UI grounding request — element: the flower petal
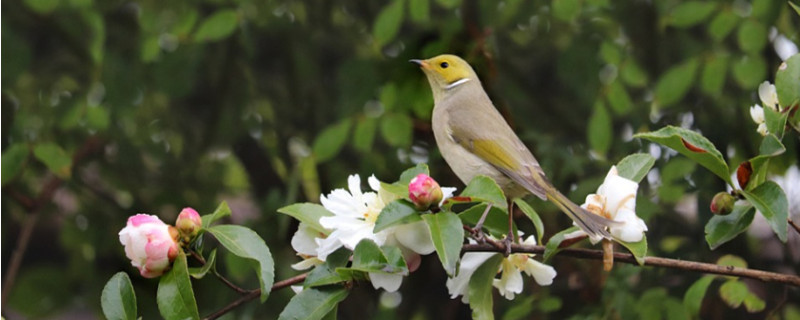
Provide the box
[523,259,557,286]
[369,272,403,292]
[392,221,435,255]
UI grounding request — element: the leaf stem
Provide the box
[203,273,308,320]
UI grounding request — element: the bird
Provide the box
[411,54,616,249]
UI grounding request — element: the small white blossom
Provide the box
[750,104,765,124]
[758,81,780,111]
[579,166,647,244]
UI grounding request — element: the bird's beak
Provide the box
[409,59,429,69]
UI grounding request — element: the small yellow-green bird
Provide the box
[412,54,615,241]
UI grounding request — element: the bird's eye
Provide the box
[440,62,449,68]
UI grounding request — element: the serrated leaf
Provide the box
[588,101,612,155]
[775,54,800,108]
[2,144,29,185]
[194,10,238,43]
[101,272,137,320]
[312,119,352,162]
[616,153,656,183]
[655,58,699,107]
[543,226,579,262]
[514,198,544,245]
[634,126,730,185]
[719,280,747,308]
[278,287,349,320]
[423,211,464,276]
[157,253,199,320]
[667,1,718,28]
[33,142,72,179]
[461,175,507,209]
[742,181,788,242]
[373,0,404,47]
[373,200,422,233]
[278,203,334,235]
[188,249,216,279]
[468,254,503,320]
[208,225,275,302]
[201,201,232,229]
[683,276,714,316]
[705,203,755,250]
[380,113,413,147]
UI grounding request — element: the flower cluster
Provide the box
[749,81,780,136]
[118,208,202,278]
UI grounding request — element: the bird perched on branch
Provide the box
[411,54,616,251]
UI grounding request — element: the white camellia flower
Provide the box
[446,235,556,302]
[290,173,455,292]
[758,81,780,111]
[749,105,768,136]
[575,166,647,244]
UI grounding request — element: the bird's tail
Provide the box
[546,189,619,239]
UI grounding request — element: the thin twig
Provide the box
[203,273,308,320]
[188,249,251,294]
[789,219,800,236]
[462,243,800,287]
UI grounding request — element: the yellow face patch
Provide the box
[424,54,473,85]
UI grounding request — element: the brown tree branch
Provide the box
[789,219,800,236]
[462,243,800,287]
[203,273,308,320]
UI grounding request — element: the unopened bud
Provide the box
[408,174,444,210]
[176,207,202,240]
[710,192,735,215]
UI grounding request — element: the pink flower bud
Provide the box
[176,207,202,239]
[118,214,180,278]
[408,174,444,210]
[710,192,735,215]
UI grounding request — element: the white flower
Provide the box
[750,104,765,124]
[446,235,556,302]
[579,166,647,243]
[758,81,779,111]
[290,222,325,270]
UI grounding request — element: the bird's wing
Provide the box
[446,97,548,199]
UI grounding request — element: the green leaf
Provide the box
[380,113,413,147]
[719,280,747,308]
[436,0,461,9]
[704,204,755,250]
[759,134,785,156]
[278,203,334,235]
[201,201,232,229]
[683,276,714,316]
[2,143,29,185]
[790,1,800,16]
[194,10,239,43]
[33,142,72,179]
[468,254,503,320]
[775,54,800,108]
[606,81,633,115]
[352,117,378,152]
[461,175,508,209]
[380,83,398,111]
[458,204,515,239]
[304,248,352,287]
[701,53,729,96]
[732,55,766,89]
[86,106,110,131]
[553,0,581,21]
[373,200,422,233]
[764,106,788,138]
[278,287,349,320]
[513,198,544,245]
[422,211,464,276]
[634,126,730,184]
[543,226,579,262]
[349,239,407,274]
[737,20,768,54]
[616,153,656,183]
[157,253,199,320]
[708,10,739,42]
[312,119,352,162]
[409,0,430,22]
[600,41,622,65]
[208,225,275,302]
[616,235,647,265]
[588,101,612,155]
[742,181,788,242]
[188,249,216,279]
[667,1,718,28]
[373,0,405,47]
[23,0,59,14]
[398,163,429,184]
[101,272,137,320]
[743,292,766,312]
[621,59,648,88]
[654,58,699,107]
[717,254,747,269]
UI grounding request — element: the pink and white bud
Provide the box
[119,214,180,278]
[408,174,444,210]
[176,207,202,239]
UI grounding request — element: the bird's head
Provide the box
[411,54,479,101]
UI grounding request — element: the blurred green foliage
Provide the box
[2,0,799,319]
